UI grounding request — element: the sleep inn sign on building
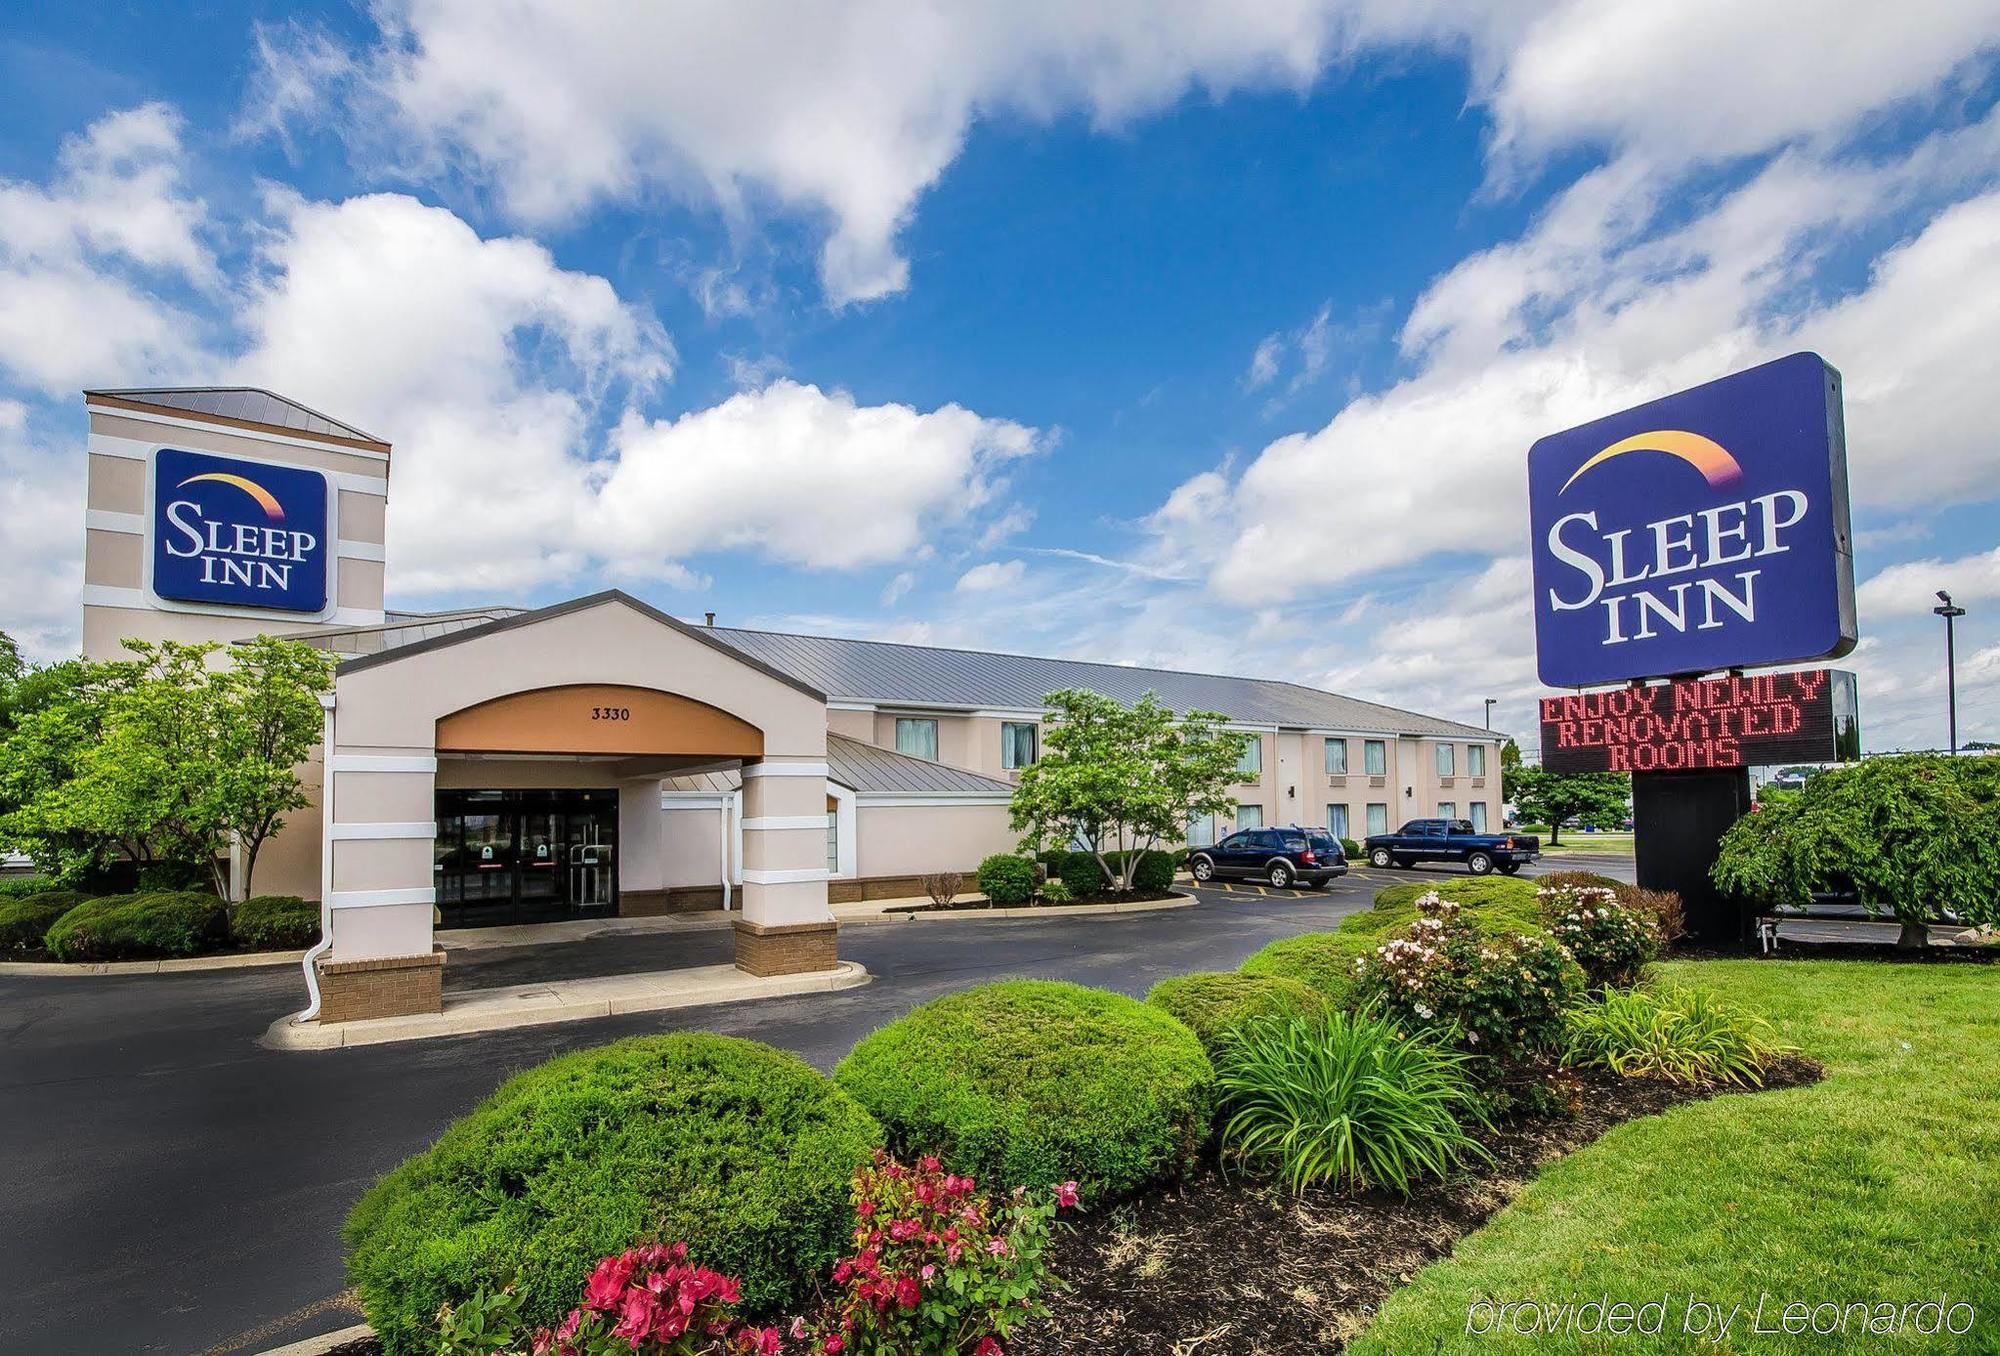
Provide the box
[1528,352,1858,689]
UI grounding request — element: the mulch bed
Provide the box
[1011,1058,1822,1356]
[890,889,1182,914]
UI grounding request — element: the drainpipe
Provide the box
[297,693,337,1023]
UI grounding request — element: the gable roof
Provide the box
[335,590,825,699]
[84,386,389,451]
[708,626,1495,738]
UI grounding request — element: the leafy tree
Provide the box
[1505,765,1629,847]
[0,636,334,898]
[1713,753,2000,948]
[1010,688,1243,892]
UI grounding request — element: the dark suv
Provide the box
[1187,826,1348,888]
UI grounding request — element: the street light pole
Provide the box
[1934,590,1965,755]
[1483,698,1497,730]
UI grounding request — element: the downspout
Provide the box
[296,692,337,1023]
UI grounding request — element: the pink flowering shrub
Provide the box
[799,1150,1077,1356]
[1539,881,1657,989]
[437,1244,783,1356]
[1352,892,1584,1074]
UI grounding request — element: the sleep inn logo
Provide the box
[1528,353,1857,689]
[151,447,330,614]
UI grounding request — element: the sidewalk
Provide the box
[263,960,871,1050]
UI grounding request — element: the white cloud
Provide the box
[1858,548,2000,621]
[250,2,1999,305]
[955,559,1027,593]
[880,571,915,606]
[0,104,214,393]
[0,409,87,662]
[1244,333,1283,389]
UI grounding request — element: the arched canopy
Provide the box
[435,683,763,758]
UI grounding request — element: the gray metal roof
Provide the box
[660,734,1012,797]
[86,386,385,445]
[709,626,1494,738]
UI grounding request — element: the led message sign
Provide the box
[151,447,330,614]
[1529,353,1856,687]
[1540,668,1859,774]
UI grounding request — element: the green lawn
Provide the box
[1537,833,1635,855]
[1351,960,2000,1353]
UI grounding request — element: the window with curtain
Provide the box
[1001,721,1038,770]
[1435,743,1455,777]
[1326,803,1348,838]
[1367,803,1388,836]
[895,717,939,761]
[1365,739,1386,776]
[1236,736,1263,778]
[1236,803,1265,829]
[1468,743,1487,776]
[1187,812,1215,848]
[1437,801,1456,819]
[1324,738,1347,774]
[1470,802,1487,832]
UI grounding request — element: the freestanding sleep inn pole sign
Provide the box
[1526,352,1860,941]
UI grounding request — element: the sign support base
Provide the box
[1631,768,1753,945]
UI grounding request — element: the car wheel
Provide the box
[1467,851,1494,876]
[1190,855,1215,882]
[1267,861,1295,888]
[1369,847,1393,868]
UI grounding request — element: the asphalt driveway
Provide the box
[0,857,1626,1355]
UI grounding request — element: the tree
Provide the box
[1713,753,2000,948]
[1505,766,1629,847]
[1009,688,1244,892]
[0,635,334,898]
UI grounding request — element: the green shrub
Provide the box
[42,891,226,961]
[0,876,55,899]
[1146,971,1331,1057]
[1217,1011,1490,1194]
[0,889,90,951]
[1037,878,1074,904]
[1353,894,1584,1075]
[1041,849,1109,895]
[1565,986,1792,1087]
[1237,930,1379,1005]
[1104,849,1177,892]
[835,979,1214,1201]
[1369,874,1545,926]
[231,894,320,949]
[975,854,1037,906]
[344,1033,880,1355]
[1539,879,1657,988]
[1340,837,1362,860]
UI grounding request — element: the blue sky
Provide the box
[3,2,1999,751]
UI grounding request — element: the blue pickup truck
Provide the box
[1362,819,1540,875]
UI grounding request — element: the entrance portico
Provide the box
[309,591,837,1023]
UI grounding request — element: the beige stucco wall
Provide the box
[855,801,1014,877]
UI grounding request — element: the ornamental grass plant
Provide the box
[1215,1009,1490,1195]
[1564,984,1793,1087]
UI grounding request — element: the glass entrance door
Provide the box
[435,789,619,927]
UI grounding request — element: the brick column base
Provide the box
[316,948,446,1023]
[732,919,840,976]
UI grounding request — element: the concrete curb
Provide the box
[258,1322,372,1355]
[835,893,1196,926]
[260,960,872,1051]
[0,948,307,977]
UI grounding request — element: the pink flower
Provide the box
[985,1237,1009,1257]
[1055,1181,1080,1208]
[976,1339,1005,1356]
[895,1276,922,1308]
[822,1337,846,1354]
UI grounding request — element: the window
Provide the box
[1326,803,1349,839]
[1367,803,1388,836]
[1467,743,1487,777]
[1437,801,1456,819]
[1001,721,1038,770]
[1236,735,1263,778]
[1436,743,1455,777]
[1187,812,1216,848]
[895,717,939,761]
[1323,738,1348,775]
[1470,802,1488,832]
[1236,803,1265,830]
[826,809,839,875]
[1364,739,1386,776]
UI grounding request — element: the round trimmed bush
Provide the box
[43,891,226,961]
[345,1033,881,1355]
[975,853,1037,906]
[1041,849,1108,895]
[1238,931,1377,1004]
[1108,849,1178,892]
[835,979,1214,1201]
[230,894,319,949]
[1146,971,1331,1056]
[0,889,90,952]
